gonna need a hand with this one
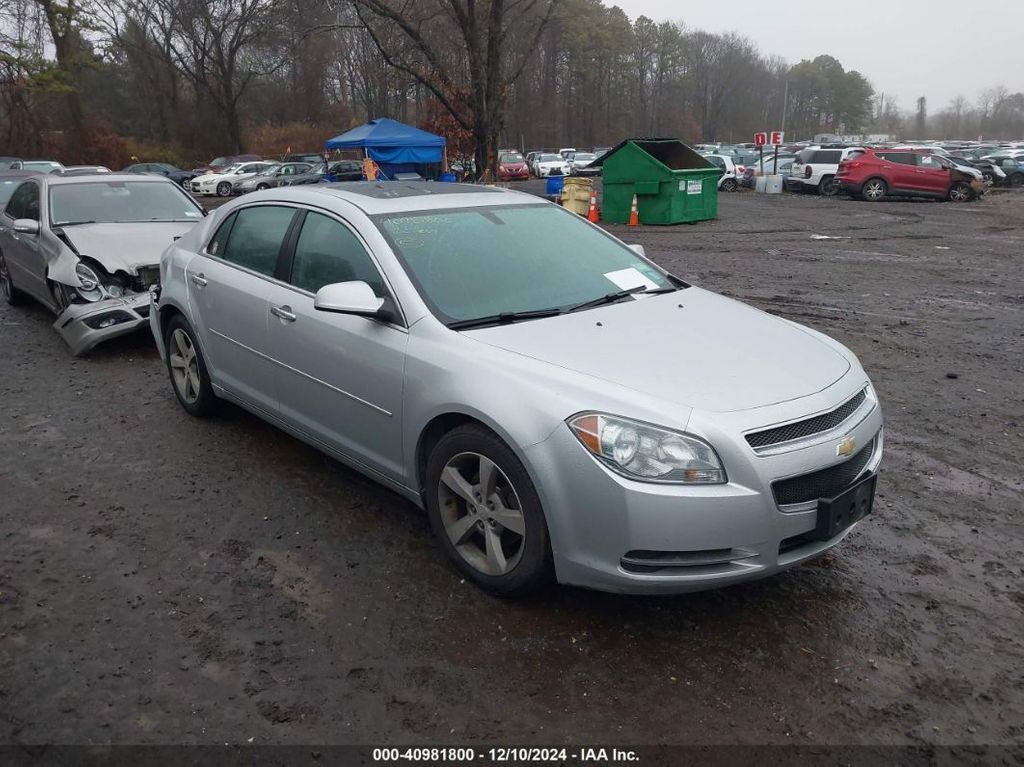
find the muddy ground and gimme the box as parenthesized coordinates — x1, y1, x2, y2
(1, 185, 1022, 749)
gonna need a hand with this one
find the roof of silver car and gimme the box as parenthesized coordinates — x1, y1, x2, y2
(323, 181, 505, 200)
(41, 173, 178, 185)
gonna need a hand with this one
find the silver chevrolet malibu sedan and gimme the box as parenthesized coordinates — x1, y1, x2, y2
(150, 183, 883, 596)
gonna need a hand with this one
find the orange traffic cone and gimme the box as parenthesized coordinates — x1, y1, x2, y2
(587, 190, 600, 222)
(628, 194, 640, 227)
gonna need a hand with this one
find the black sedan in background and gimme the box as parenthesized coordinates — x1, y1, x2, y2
(326, 160, 364, 181)
(121, 162, 195, 187)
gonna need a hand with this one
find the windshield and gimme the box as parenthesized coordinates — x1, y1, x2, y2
(49, 181, 203, 225)
(574, 153, 596, 161)
(501, 153, 525, 163)
(377, 204, 674, 324)
(209, 157, 229, 167)
(539, 154, 561, 162)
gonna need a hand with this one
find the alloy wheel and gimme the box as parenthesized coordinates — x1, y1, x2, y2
(864, 180, 886, 201)
(217, 182, 231, 197)
(169, 328, 201, 405)
(949, 183, 971, 202)
(437, 451, 526, 576)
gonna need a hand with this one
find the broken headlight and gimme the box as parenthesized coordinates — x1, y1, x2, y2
(74, 262, 127, 302)
(75, 262, 104, 302)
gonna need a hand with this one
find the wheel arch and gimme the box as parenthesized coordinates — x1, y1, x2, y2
(413, 410, 541, 504)
(157, 300, 186, 339)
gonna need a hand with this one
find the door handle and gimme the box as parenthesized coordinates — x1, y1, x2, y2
(191, 273, 208, 287)
(271, 305, 296, 322)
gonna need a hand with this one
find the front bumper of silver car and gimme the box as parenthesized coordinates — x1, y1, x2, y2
(54, 291, 152, 356)
(523, 380, 884, 594)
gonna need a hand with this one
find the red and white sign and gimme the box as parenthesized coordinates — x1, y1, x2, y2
(770, 130, 784, 146)
(754, 132, 768, 147)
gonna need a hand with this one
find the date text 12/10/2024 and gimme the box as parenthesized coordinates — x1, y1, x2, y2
(372, 747, 640, 763)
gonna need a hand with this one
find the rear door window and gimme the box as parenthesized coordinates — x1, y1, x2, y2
(878, 152, 916, 165)
(217, 205, 297, 277)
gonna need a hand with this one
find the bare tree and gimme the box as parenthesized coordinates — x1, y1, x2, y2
(346, 0, 559, 178)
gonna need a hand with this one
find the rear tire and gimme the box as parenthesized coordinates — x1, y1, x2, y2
(818, 175, 838, 196)
(425, 424, 554, 596)
(861, 178, 887, 202)
(0, 250, 26, 306)
(720, 177, 738, 193)
(1009, 173, 1024, 188)
(164, 315, 218, 417)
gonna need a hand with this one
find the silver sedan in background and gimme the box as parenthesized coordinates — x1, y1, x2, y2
(0, 173, 204, 354)
(150, 183, 882, 596)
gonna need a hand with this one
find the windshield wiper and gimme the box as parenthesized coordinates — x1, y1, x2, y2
(53, 220, 97, 227)
(568, 284, 677, 313)
(447, 308, 563, 330)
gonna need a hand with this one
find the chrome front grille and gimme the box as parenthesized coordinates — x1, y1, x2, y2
(771, 438, 875, 506)
(746, 388, 867, 450)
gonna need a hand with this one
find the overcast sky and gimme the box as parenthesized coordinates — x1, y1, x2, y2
(610, 0, 1022, 111)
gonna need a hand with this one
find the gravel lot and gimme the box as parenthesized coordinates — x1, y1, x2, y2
(1, 185, 1022, 748)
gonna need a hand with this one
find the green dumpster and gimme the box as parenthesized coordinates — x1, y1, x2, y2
(594, 138, 719, 225)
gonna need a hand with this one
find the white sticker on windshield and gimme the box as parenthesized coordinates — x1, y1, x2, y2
(603, 267, 658, 292)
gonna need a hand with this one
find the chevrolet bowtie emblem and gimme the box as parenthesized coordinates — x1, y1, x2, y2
(836, 436, 857, 457)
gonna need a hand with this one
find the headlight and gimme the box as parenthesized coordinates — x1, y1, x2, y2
(75, 263, 103, 302)
(74, 262, 127, 301)
(568, 413, 726, 484)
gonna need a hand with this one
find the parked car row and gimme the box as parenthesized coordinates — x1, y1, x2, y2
(1, 174, 885, 598)
(523, 148, 609, 178)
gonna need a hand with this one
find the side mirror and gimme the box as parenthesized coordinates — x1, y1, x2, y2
(13, 219, 39, 235)
(628, 244, 646, 257)
(314, 280, 385, 318)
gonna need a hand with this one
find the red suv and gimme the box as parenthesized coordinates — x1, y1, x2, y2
(836, 148, 983, 202)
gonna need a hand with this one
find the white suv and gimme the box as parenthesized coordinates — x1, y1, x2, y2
(787, 146, 863, 196)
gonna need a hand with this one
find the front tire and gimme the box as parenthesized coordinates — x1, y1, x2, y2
(216, 181, 232, 197)
(861, 178, 887, 202)
(425, 425, 553, 596)
(164, 315, 217, 417)
(0, 250, 26, 306)
(948, 181, 972, 202)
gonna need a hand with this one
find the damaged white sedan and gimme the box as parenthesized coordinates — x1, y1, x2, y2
(0, 173, 205, 355)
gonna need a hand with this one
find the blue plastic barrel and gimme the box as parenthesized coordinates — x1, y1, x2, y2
(439, 172, 457, 183)
(546, 175, 565, 195)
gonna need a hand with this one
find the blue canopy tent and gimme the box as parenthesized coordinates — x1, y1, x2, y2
(324, 118, 446, 179)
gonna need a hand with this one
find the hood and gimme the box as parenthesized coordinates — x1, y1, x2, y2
(464, 287, 851, 413)
(61, 221, 200, 274)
